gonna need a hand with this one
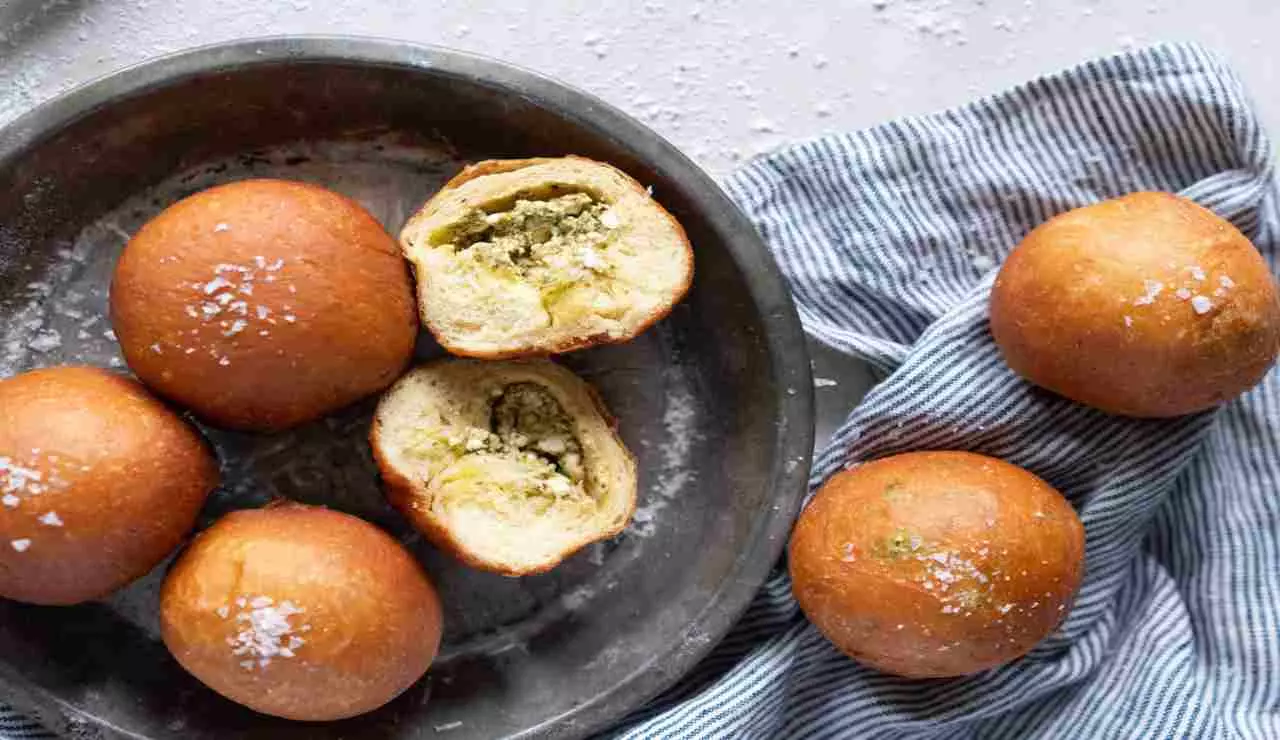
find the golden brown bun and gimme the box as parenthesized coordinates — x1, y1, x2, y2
(371, 359, 637, 576)
(789, 451, 1085, 678)
(0, 366, 218, 605)
(400, 156, 694, 358)
(991, 191, 1280, 417)
(111, 179, 418, 431)
(160, 504, 442, 722)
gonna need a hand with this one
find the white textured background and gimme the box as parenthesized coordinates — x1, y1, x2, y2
(2, 0, 1277, 446)
(2, 0, 1277, 178)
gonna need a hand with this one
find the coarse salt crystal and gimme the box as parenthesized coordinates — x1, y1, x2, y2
(37, 511, 63, 527)
(214, 223, 230, 233)
(1219, 275, 1235, 289)
(266, 258, 285, 271)
(284, 314, 297, 323)
(1123, 315, 1133, 327)
(185, 306, 199, 318)
(216, 605, 230, 619)
(223, 319, 248, 337)
(218, 357, 231, 366)
(151, 343, 163, 354)
(256, 305, 270, 320)
(1191, 295, 1213, 315)
(10, 539, 31, 552)
(1174, 287, 1192, 300)
(1, 495, 18, 508)
(1133, 279, 1163, 306)
(254, 256, 267, 269)
(203, 276, 233, 295)
(1188, 265, 1206, 281)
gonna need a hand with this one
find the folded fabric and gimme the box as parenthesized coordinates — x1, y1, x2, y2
(607, 42, 1279, 739)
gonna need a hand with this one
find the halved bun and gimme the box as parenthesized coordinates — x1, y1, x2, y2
(399, 156, 694, 358)
(370, 359, 637, 575)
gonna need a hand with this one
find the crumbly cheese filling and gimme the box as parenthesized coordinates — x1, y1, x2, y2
(437, 192, 626, 312)
(411, 382, 595, 522)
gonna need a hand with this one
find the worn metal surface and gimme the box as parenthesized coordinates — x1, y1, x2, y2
(0, 38, 814, 740)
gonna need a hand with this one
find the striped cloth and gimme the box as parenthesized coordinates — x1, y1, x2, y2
(608, 42, 1280, 739)
(4, 42, 1277, 739)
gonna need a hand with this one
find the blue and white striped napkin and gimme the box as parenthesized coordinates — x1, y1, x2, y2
(5, 41, 1277, 740)
(610, 42, 1280, 739)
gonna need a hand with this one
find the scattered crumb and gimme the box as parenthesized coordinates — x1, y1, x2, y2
(970, 254, 996, 272)
(28, 331, 61, 353)
(814, 377, 839, 388)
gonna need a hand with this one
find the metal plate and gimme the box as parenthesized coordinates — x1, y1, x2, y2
(0, 38, 814, 740)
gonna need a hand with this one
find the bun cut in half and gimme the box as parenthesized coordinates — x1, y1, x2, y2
(371, 359, 637, 576)
(399, 157, 694, 358)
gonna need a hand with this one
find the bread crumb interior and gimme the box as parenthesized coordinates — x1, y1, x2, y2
(430, 188, 631, 327)
(408, 382, 600, 560)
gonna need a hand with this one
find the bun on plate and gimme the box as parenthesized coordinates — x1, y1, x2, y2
(990, 191, 1280, 417)
(160, 503, 443, 721)
(0, 366, 217, 605)
(789, 451, 1085, 678)
(111, 178, 418, 431)
(371, 359, 636, 576)
(399, 157, 693, 358)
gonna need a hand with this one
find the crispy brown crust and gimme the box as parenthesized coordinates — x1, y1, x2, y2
(402, 156, 694, 359)
(990, 191, 1280, 417)
(0, 367, 219, 605)
(111, 178, 418, 432)
(789, 451, 1085, 678)
(159, 504, 443, 721)
(368, 359, 637, 576)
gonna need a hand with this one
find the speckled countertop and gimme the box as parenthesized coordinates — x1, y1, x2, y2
(2, 0, 1277, 447)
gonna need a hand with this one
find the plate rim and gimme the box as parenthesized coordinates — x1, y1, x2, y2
(0, 35, 816, 740)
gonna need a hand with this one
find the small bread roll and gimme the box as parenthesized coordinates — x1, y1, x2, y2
(0, 366, 218, 605)
(991, 192, 1280, 417)
(789, 451, 1085, 678)
(111, 179, 418, 431)
(160, 504, 442, 721)
(371, 359, 636, 575)
(400, 157, 694, 358)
